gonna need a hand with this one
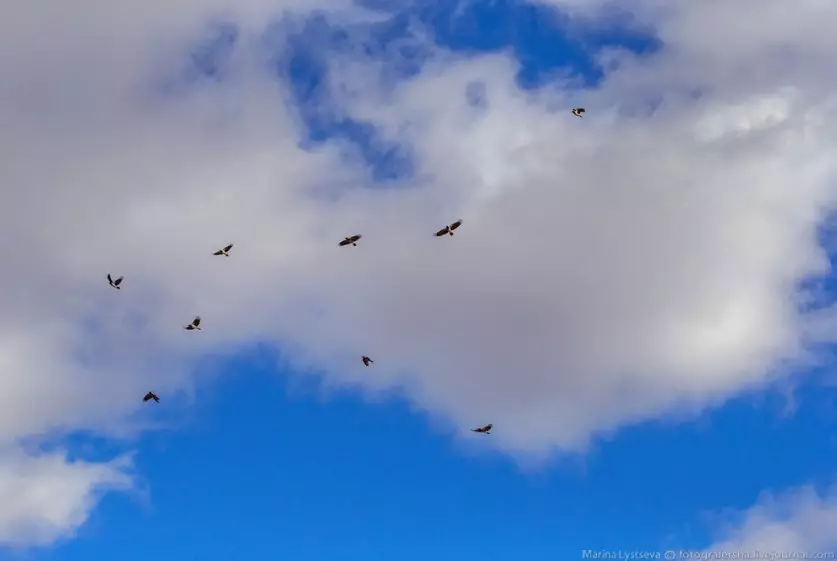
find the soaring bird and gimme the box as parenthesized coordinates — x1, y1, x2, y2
(339, 234, 362, 247)
(471, 424, 493, 434)
(143, 391, 159, 403)
(213, 244, 234, 257)
(184, 316, 202, 331)
(362, 356, 374, 366)
(107, 274, 123, 290)
(435, 219, 463, 237)
(571, 107, 585, 118)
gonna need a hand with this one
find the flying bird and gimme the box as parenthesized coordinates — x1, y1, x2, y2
(184, 316, 202, 331)
(339, 234, 362, 247)
(471, 424, 493, 434)
(571, 107, 585, 118)
(107, 274, 123, 290)
(213, 244, 234, 257)
(143, 391, 159, 403)
(362, 356, 374, 366)
(435, 219, 463, 237)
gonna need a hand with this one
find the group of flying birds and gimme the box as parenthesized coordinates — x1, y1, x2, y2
(121, 107, 588, 436)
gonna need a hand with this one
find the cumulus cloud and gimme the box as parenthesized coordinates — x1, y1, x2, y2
(0, 0, 368, 546)
(0, 449, 132, 547)
(707, 485, 837, 552)
(319, 0, 837, 453)
(2, 0, 837, 545)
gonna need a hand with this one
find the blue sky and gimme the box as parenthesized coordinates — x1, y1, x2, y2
(4, 0, 837, 559)
(17, 357, 837, 560)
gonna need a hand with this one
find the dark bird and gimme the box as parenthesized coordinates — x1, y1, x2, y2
(339, 234, 362, 247)
(572, 107, 585, 118)
(213, 244, 234, 257)
(143, 391, 159, 403)
(107, 274, 123, 290)
(435, 219, 463, 237)
(184, 316, 202, 331)
(362, 356, 374, 366)
(471, 423, 493, 434)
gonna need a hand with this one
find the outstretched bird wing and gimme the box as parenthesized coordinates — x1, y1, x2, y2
(339, 235, 362, 246)
(114, 276, 123, 286)
(213, 249, 224, 255)
(192, 316, 201, 327)
(143, 392, 154, 402)
(224, 244, 233, 252)
(449, 219, 463, 231)
(435, 226, 449, 237)
(107, 274, 113, 284)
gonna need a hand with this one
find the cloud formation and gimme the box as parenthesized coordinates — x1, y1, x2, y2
(2, 0, 837, 546)
(0, 0, 366, 545)
(0, 449, 132, 547)
(707, 485, 837, 553)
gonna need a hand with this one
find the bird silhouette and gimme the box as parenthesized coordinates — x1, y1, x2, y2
(107, 274, 123, 289)
(213, 244, 234, 257)
(339, 234, 362, 247)
(435, 219, 463, 237)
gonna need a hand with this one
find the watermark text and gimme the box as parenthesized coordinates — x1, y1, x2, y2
(581, 550, 835, 560)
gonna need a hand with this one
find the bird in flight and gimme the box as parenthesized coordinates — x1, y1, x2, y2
(362, 356, 374, 366)
(107, 274, 123, 290)
(471, 424, 493, 434)
(143, 391, 159, 403)
(571, 107, 585, 118)
(213, 244, 234, 257)
(339, 234, 362, 247)
(184, 316, 202, 331)
(435, 219, 463, 237)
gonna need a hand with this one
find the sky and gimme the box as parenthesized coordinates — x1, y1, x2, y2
(1, 0, 837, 559)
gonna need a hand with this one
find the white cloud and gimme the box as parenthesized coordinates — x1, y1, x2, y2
(0, 0, 368, 546)
(0, 448, 132, 548)
(324, 25, 837, 454)
(707, 485, 837, 552)
(2, 0, 837, 546)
